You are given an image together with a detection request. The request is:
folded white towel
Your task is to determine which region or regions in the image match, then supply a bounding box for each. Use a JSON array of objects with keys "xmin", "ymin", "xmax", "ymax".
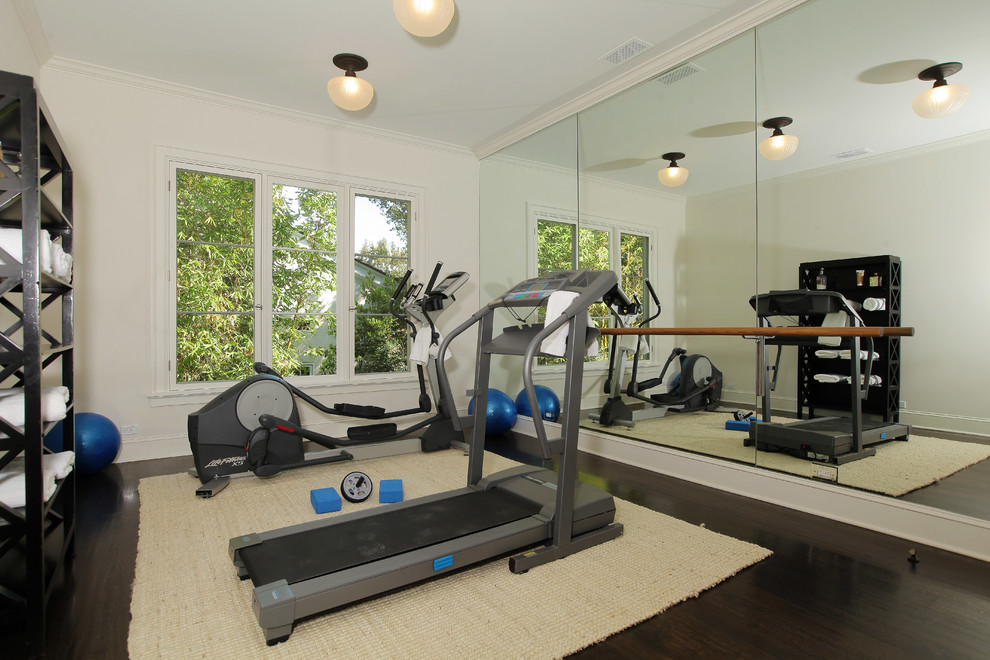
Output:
[
  {"xmin": 813, "ymin": 373, "xmax": 844, "ymax": 384},
  {"xmin": 814, "ymin": 350, "xmax": 840, "ymax": 359},
  {"xmin": 0, "ymin": 386, "xmax": 71, "ymax": 428},
  {"xmin": 818, "ymin": 311, "xmax": 847, "ymax": 347},
  {"xmin": 0, "ymin": 451, "xmax": 75, "ymax": 508}
]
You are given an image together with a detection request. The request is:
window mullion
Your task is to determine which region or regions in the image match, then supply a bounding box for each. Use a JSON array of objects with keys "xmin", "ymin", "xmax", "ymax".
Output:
[{"xmin": 257, "ymin": 174, "xmax": 273, "ymax": 368}]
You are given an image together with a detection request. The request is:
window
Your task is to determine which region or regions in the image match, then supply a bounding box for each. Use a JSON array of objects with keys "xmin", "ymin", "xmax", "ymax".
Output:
[
  {"xmin": 531, "ymin": 206, "xmax": 653, "ymax": 364},
  {"xmin": 161, "ymin": 151, "xmax": 417, "ymax": 391}
]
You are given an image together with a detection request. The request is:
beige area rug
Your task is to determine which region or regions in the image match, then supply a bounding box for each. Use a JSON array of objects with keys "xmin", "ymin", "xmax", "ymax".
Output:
[
  {"xmin": 583, "ymin": 412, "xmax": 990, "ymax": 497},
  {"xmin": 129, "ymin": 449, "xmax": 770, "ymax": 659}
]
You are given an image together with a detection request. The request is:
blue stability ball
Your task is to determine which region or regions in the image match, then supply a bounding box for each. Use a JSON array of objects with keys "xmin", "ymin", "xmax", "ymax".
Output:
[
  {"xmin": 44, "ymin": 413, "xmax": 122, "ymax": 476},
  {"xmin": 467, "ymin": 388, "xmax": 518, "ymax": 435},
  {"xmin": 515, "ymin": 386, "xmax": 561, "ymax": 422}
]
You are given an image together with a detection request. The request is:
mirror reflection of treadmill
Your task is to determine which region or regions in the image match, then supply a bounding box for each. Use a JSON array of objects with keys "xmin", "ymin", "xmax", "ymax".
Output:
[{"xmin": 747, "ymin": 289, "xmax": 910, "ymax": 465}]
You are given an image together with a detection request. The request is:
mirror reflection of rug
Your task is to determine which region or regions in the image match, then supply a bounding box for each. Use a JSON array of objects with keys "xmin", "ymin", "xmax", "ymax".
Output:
[
  {"xmin": 582, "ymin": 412, "xmax": 990, "ymax": 497},
  {"xmin": 129, "ymin": 449, "xmax": 771, "ymax": 659}
]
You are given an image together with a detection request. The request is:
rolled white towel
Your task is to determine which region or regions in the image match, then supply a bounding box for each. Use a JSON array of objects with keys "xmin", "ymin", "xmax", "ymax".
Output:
[
  {"xmin": 813, "ymin": 373, "xmax": 844, "ymax": 384},
  {"xmin": 838, "ymin": 349, "xmax": 879, "ymax": 361},
  {"xmin": 846, "ymin": 374, "xmax": 883, "ymax": 386},
  {"xmin": 51, "ymin": 241, "xmax": 73, "ymax": 280},
  {"xmin": 0, "ymin": 451, "xmax": 74, "ymax": 508},
  {"xmin": 0, "ymin": 227, "xmax": 21, "ymax": 264},
  {"xmin": 39, "ymin": 229, "xmax": 53, "ymax": 273},
  {"xmin": 815, "ymin": 349, "xmax": 840, "ymax": 359},
  {"xmin": 0, "ymin": 386, "xmax": 71, "ymax": 427}
]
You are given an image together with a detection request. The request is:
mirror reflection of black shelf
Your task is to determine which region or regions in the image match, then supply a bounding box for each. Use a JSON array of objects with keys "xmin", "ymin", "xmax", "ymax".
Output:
[{"xmin": 798, "ymin": 255, "xmax": 901, "ymax": 423}]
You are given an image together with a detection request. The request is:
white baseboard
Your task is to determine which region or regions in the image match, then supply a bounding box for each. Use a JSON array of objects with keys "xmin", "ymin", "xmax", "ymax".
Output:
[{"xmin": 118, "ymin": 433, "xmax": 191, "ymax": 463}]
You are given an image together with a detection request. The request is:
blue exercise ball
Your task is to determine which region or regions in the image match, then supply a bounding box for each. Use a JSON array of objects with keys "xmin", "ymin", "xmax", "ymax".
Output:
[
  {"xmin": 515, "ymin": 386, "xmax": 561, "ymax": 422},
  {"xmin": 44, "ymin": 412, "xmax": 122, "ymax": 476},
  {"xmin": 467, "ymin": 388, "xmax": 517, "ymax": 435}
]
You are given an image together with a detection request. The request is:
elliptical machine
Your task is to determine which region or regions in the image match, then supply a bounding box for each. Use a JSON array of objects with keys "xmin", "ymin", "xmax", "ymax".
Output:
[
  {"xmin": 589, "ymin": 280, "xmax": 723, "ymax": 428},
  {"xmin": 188, "ymin": 263, "xmax": 468, "ymax": 491}
]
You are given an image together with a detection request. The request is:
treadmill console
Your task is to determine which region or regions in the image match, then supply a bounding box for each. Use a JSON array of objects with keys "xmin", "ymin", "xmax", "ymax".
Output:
[{"xmin": 495, "ymin": 271, "xmax": 582, "ymax": 307}]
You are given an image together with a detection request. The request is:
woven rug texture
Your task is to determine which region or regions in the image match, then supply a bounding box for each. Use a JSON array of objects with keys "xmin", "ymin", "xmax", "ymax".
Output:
[
  {"xmin": 129, "ymin": 449, "xmax": 770, "ymax": 659},
  {"xmin": 582, "ymin": 411, "xmax": 990, "ymax": 496}
]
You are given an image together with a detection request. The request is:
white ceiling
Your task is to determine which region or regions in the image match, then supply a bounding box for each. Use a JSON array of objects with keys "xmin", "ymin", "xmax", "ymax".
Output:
[
  {"xmin": 24, "ymin": 0, "xmax": 990, "ymax": 196},
  {"xmin": 26, "ymin": 0, "xmax": 775, "ymax": 152},
  {"xmin": 497, "ymin": 0, "xmax": 990, "ymax": 196}
]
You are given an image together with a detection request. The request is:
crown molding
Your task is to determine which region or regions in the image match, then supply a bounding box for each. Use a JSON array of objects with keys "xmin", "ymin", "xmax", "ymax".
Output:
[
  {"xmin": 472, "ymin": 0, "xmax": 807, "ymax": 160},
  {"xmin": 41, "ymin": 57, "xmax": 476, "ymax": 160}
]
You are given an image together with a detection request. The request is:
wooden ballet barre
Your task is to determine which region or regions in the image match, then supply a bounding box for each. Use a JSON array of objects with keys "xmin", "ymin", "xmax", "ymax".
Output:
[{"xmin": 599, "ymin": 326, "xmax": 915, "ymax": 338}]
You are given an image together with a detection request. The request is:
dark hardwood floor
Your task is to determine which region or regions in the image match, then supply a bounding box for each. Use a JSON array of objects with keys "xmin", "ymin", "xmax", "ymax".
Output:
[{"xmin": 4, "ymin": 439, "xmax": 990, "ymax": 659}]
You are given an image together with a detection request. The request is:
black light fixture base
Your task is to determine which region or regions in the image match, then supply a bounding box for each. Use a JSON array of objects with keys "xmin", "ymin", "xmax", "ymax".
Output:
[
  {"xmin": 332, "ymin": 53, "xmax": 369, "ymax": 74},
  {"xmin": 762, "ymin": 116, "xmax": 793, "ymax": 131},
  {"xmin": 918, "ymin": 62, "xmax": 962, "ymax": 82},
  {"xmin": 661, "ymin": 152, "xmax": 685, "ymax": 162}
]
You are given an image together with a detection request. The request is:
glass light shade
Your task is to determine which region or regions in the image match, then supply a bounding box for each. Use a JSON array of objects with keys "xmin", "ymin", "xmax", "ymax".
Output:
[
  {"xmin": 759, "ymin": 133, "xmax": 799, "ymax": 160},
  {"xmin": 394, "ymin": 0, "xmax": 455, "ymax": 37},
  {"xmin": 912, "ymin": 83, "xmax": 970, "ymax": 118},
  {"xmin": 327, "ymin": 75, "xmax": 374, "ymax": 111},
  {"xmin": 658, "ymin": 165, "xmax": 689, "ymax": 187}
]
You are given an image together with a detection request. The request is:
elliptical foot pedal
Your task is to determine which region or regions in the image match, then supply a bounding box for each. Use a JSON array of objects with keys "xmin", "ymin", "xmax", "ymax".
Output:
[
  {"xmin": 347, "ymin": 422, "xmax": 398, "ymax": 441},
  {"xmin": 334, "ymin": 403, "xmax": 386, "ymax": 418},
  {"xmin": 195, "ymin": 475, "xmax": 230, "ymax": 498}
]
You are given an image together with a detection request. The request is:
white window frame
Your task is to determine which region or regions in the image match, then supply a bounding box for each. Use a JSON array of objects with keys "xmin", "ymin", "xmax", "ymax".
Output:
[
  {"xmin": 526, "ymin": 203, "xmax": 658, "ymax": 372},
  {"xmin": 152, "ymin": 147, "xmax": 424, "ymax": 398}
]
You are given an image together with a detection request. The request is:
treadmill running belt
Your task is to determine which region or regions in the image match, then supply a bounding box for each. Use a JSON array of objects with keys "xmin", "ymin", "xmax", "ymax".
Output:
[{"xmin": 240, "ymin": 488, "xmax": 540, "ymax": 588}]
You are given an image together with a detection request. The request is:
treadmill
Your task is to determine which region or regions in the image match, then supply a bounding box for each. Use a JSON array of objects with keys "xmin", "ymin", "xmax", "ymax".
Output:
[
  {"xmin": 746, "ymin": 289, "xmax": 910, "ymax": 465},
  {"xmin": 229, "ymin": 269, "xmax": 624, "ymax": 644}
]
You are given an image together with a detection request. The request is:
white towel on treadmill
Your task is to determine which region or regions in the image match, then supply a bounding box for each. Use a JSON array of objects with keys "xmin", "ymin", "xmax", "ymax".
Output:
[
  {"xmin": 817, "ymin": 311, "xmax": 847, "ymax": 347},
  {"xmin": 539, "ymin": 291, "xmax": 599, "ymax": 358}
]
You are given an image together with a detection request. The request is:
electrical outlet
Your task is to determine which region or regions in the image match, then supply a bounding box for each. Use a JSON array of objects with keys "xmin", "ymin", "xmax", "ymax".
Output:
[
  {"xmin": 812, "ymin": 465, "xmax": 838, "ymax": 481},
  {"xmin": 120, "ymin": 424, "xmax": 139, "ymax": 436},
  {"xmin": 899, "ymin": 401, "xmax": 907, "ymax": 409}
]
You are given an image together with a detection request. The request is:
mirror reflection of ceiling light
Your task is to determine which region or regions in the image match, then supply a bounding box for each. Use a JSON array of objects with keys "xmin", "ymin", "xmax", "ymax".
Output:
[
  {"xmin": 913, "ymin": 62, "xmax": 969, "ymax": 118},
  {"xmin": 394, "ymin": 0, "xmax": 456, "ymax": 38},
  {"xmin": 658, "ymin": 152, "xmax": 689, "ymax": 187},
  {"xmin": 759, "ymin": 117, "xmax": 799, "ymax": 160},
  {"xmin": 327, "ymin": 54, "xmax": 374, "ymax": 111}
]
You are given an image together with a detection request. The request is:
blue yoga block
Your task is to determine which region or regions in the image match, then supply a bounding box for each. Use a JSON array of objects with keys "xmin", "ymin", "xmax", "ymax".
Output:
[
  {"xmin": 379, "ymin": 479, "xmax": 403, "ymax": 503},
  {"xmin": 725, "ymin": 418, "xmax": 760, "ymax": 431},
  {"xmin": 311, "ymin": 487, "xmax": 342, "ymax": 513}
]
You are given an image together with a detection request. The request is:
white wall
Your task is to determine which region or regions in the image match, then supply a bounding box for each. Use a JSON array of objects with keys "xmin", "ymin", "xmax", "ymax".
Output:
[
  {"xmin": 682, "ymin": 184, "xmax": 759, "ymax": 405},
  {"xmin": 37, "ymin": 62, "xmax": 481, "ymax": 461},
  {"xmin": 686, "ymin": 135, "xmax": 990, "ymax": 437},
  {"xmin": 0, "ymin": 1, "xmax": 42, "ymax": 79},
  {"xmin": 479, "ymin": 154, "xmax": 686, "ymax": 405}
]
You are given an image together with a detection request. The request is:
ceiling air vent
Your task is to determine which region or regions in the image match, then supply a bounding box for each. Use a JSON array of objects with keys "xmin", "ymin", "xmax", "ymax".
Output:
[
  {"xmin": 599, "ymin": 38, "xmax": 653, "ymax": 66},
  {"xmin": 654, "ymin": 62, "xmax": 704, "ymax": 85},
  {"xmin": 832, "ymin": 147, "xmax": 874, "ymax": 160}
]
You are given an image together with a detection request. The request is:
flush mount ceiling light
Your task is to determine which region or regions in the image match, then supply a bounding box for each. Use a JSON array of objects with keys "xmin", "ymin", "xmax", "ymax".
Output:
[
  {"xmin": 759, "ymin": 117, "xmax": 799, "ymax": 160},
  {"xmin": 394, "ymin": 0, "xmax": 456, "ymax": 37},
  {"xmin": 657, "ymin": 152, "xmax": 689, "ymax": 187},
  {"xmin": 327, "ymin": 53, "xmax": 374, "ymax": 111},
  {"xmin": 913, "ymin": 62, "xmax": 969, "ymax": 118}
]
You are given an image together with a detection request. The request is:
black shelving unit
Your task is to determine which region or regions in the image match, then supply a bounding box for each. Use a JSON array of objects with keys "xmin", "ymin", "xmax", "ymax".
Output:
[
  {"xmin": 0, "ymin": 70, "xmax": 75, "ymax": 657},
  {"xmin": 797, "ymin": 255, "xmax": 901, "ymax": 423}
]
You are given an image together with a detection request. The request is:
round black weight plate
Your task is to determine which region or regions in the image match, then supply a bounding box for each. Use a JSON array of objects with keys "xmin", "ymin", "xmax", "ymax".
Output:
[{"xmin": 341, "ymin": 471, "xmax": 373, "ymax": 503}]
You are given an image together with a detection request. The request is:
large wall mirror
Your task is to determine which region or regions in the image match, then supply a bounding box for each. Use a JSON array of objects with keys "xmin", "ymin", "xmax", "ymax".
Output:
[{"xmin": 480, "ymin": 0, "xmax": 990, "ymax": 524}]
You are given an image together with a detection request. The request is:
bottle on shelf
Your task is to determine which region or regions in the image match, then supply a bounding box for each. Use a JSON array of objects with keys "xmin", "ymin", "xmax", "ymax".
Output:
[{"xmin": 815, "ymin": 268, "xmax": 827, "ymax": 290}]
